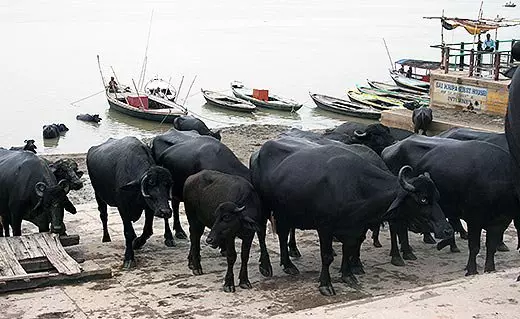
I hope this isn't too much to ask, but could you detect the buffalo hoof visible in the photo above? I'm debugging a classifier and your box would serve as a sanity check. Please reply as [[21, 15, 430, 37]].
[[192, 268, 203, 276], [459, 231, 468, 240], [319, 285, 336, 296], [175, 230, 187, 240], [391, 255, 405, 267], [259, 263, 273, 277], [497, 242, 510, 252], [223, 285, 236, 293], [517, 274, 520, 281], [341, 274, 361, 289], [102, 234, 111, 243], [351, 265, 365, 275], [465, 268, 478, 276], [164, 238, 176, 247], [402, 251, 417, 261], [436, 239, 451, 251], [239, 280, 252, 289], [423, 233, 436, 244], [283, 265, 300, 276], [484, 264, 496, 273], [373, 239, 382, 248], [132, 237, 146, 250], [123, 259, 136, 269], [288, 247, 301, 258], [450, 245, 461, 253]]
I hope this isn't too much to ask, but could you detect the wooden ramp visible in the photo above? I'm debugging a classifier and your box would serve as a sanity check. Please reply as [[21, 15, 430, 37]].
[[0, 233, 111, 293]]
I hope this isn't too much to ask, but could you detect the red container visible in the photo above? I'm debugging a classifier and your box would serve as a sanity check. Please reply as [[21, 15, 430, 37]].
[[253, 89, 269, 102], [127, 96, 149, 109]]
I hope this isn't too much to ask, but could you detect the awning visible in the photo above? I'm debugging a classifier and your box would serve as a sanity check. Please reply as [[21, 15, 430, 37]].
[[395, 59, 441, 70]]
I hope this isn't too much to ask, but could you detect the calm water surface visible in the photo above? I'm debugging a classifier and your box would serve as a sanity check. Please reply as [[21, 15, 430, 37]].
[[0, 0, 516, 153]]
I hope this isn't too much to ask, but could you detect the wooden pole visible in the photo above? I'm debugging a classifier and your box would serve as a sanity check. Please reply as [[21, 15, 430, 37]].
[[444, 47, 450, 73], [132, 79, 146, 109], [459, 42, 465, 71], [494, 53, 501, 81], [175, 76, 184, 102], [138, 10, 154, 90], [469, 49, 475, 76], [383, 38, 394, 71], [182, 75, 197, 108]]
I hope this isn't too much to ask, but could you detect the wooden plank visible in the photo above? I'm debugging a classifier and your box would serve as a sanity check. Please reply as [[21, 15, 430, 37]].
[[59, 234, 80, 247], [34, 234, 81, 275], [6, 237, 32, 261], [20, 235, 45, 259], [0, 271, 59, 283], [0, 238, 27, 277]]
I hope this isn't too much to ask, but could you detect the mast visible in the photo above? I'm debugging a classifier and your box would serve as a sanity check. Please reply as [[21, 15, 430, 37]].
[[138, 10, 154, 90]]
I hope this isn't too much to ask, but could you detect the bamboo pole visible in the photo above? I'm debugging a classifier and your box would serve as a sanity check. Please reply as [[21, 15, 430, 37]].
[[182, 75, 197, 108], [132, 79, 146, 110], [382, 38, 394, 71]]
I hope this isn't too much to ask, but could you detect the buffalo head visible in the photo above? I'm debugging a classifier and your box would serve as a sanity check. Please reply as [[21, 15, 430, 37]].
[[33, 179, 70, 234], [206, 202, 258, 248], [352, 124, 396, 155], [121, 166, 173, 219], [24, 139, 37, 153], [49, 159, 84, 191], [385, 166, 453, 240]]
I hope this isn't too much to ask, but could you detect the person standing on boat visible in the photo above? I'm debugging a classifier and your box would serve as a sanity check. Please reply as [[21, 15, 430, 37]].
[[406, 67, 413, 78], [108, 77, 118, 93], [484, 33, 495, 52], [399, 65, 405, 74]]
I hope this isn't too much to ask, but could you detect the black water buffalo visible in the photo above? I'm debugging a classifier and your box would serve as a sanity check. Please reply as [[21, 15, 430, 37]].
[[87, 136, 173, 268], [251, 139, 453, 295], [0, 149, 70, 236], [10, 139, 37, 153], [412, 107, 433, 135], [438, 127, 508, 150], [151, 129, 272, 277], [323, 122, 413, 154], [43, 123, 69, 139], [76, 114, 102, 123], [184, 170, 264, 292], [173, 115, 221, 141], [384, 137, 519, 274]]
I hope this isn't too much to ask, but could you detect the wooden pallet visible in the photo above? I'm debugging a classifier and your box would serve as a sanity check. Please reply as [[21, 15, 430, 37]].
[[0, 233, 112, 293]]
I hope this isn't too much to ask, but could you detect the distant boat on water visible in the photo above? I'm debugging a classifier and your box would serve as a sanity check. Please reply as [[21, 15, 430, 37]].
[[504, 1, 516, 7]]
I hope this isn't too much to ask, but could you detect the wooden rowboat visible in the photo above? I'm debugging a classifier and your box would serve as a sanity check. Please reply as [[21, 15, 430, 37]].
[[367, 80, 429, 97], [201, 89, 256, 113], [347, 90, 404, 110], [389, 71, 430, 93], [231, 82, 302, 112], [357, 85, 429, 105], [309, 93, 381, 119]]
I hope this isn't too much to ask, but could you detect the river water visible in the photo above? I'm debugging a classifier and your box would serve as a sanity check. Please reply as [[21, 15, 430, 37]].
[[0, 0, 516, 153]]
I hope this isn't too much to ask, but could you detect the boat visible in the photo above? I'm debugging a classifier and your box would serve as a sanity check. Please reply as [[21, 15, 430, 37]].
[[347, 90, 404, 110], [357, 85, 429, 104], [230, 81, 302, 112], [368, 80, 429, 97], [390, 71, 430, 93], [97, 56, 187, 123], [143, 77, 178, 102], [504, 1, 516, 7], [201, 89, 256, 113], [390, 59, 440, 93], [309, 93, 381, 119]]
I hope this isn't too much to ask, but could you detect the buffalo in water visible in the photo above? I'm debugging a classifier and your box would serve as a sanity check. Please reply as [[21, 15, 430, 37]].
[[43, 123, 69, 139], [76, 114, 102, 123], [10, 139, 37, 153]]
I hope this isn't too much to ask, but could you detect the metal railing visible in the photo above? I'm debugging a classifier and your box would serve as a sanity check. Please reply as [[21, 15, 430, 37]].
[[431, 39, 516, 80]]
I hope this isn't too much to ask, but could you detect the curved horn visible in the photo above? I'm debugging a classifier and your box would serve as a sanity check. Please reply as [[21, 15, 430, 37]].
[[423, 172, 431, 179], [35, 182, 47, 198], [398, 166, 416, 193], [234, 205, 245, 213], [354, 130, 367, 138], [140, 175, 152, 198]]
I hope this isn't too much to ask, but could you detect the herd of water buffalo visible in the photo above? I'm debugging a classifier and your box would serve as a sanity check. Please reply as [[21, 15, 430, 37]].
[[3, 79, 520, 295]]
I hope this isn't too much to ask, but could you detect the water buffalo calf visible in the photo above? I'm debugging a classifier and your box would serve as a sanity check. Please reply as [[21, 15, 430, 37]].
[[412, 107, 433, 135], [87, 136, 173, 268], [184, 170, 267, 292]]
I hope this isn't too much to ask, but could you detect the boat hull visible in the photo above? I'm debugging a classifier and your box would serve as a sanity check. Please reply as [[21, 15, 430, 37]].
[[310, 93, 380, 119], [389, 72, 429, 93], [231, 86, 302, 112], [201, 90, 256, 113], [106, 95, 184, 123]]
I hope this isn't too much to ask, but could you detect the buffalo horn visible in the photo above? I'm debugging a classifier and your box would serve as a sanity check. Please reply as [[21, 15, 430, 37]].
[[354, 130, 367, 138], [35, 182, 47, 197], [423, 172, 431, 179], [398, 165, 416, 192], [234, 205, 245, 213], [141, 175, 152, 198]]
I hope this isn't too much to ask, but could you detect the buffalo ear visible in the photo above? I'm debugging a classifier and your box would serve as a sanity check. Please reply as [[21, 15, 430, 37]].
[[48, 163, 57, 174], [121, 179, 140, 192], [241, 215, 260, 232], [383, 192, 406, 220], [58, 179, 70, 195], [35, 182, 47, 198]]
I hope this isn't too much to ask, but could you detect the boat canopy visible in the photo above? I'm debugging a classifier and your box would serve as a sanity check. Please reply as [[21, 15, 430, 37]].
[[395, 59, 441, 70], [425, 16, 520, 35]]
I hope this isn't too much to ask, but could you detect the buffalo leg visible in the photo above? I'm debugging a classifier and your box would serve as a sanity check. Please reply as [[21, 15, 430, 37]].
[[288, 228, 301, 258], [238, 232, 255, 290], [370, 224, 382, 248], [163, 218, 175, 247], [3, 219, 10, 237], [121, 216, 137, 269], [389, 222, 405, 266], [317, 229, 336, 296], [278, 227, 299, 275], [223, 238, 237, 293], [465, 224, 482, 276], [422, 232, 436, 244], [351, 233, 366, 275], [399, 227, 417, 261], [133, 209, 154, 250], [484, 225, 502, 273], [187, 220, 204, 275], [172, 199, 187, 239], [450, 218, 468, 240], [257, 223, 273, 277], [95, 193, 111, 242], [515, 217, 520, 251]]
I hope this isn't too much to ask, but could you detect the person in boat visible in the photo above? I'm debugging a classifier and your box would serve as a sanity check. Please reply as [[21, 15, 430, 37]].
[[108, 77, 118, 93], [406, 66, 413, 78], [399, 65, 405, 74], [484, 33, 495, 52]]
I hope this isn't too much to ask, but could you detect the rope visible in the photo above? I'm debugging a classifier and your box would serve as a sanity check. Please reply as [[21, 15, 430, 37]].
[[70, 90, 105, 106]]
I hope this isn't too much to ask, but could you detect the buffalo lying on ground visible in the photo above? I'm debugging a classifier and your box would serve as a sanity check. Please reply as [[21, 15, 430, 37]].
[[173, 115, 221, 140], [0, 149, 70, 236], [382, 136, 519, 274], [184, 170, 264, 292], [251, 136, 453, 295], [412, 107, 433, 135], [87, 136, 173, 268], [43, 123, 69, 139], [10, 139, 37, 153], [151, 129, 273, 277], [76, 114, 102, 123]]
